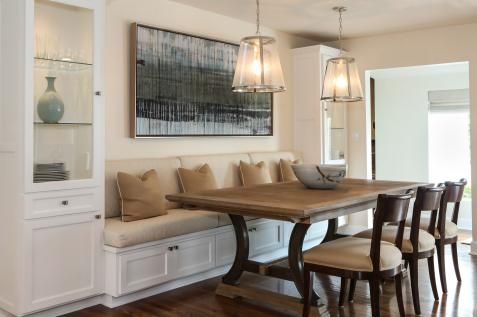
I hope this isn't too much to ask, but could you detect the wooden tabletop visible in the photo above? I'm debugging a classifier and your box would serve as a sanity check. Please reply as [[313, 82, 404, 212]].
[[166, 179, 425, 223]]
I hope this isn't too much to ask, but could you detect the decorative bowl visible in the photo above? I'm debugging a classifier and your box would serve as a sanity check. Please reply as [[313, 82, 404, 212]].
[[291, 164, 346, 189]]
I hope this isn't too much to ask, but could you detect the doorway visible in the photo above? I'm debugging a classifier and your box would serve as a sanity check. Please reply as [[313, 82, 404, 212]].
[[367, 62, 471, 230]]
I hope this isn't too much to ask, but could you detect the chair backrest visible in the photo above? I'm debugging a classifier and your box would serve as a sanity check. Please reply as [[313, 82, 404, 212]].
[[409, 186, 445, 253], [437, 179, 467, 235], [370, 192, 413, 272]]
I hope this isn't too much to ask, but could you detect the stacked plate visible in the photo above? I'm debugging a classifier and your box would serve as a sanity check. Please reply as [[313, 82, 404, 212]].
[[34, 163, 70, 183]]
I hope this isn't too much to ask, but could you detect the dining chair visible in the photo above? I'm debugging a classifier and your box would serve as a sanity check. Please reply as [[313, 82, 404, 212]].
[[351, 186, 444, 314], [302, 192, 413, 317], [429, 179, 466, 293]]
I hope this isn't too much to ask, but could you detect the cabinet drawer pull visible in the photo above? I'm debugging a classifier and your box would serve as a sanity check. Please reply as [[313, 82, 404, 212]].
[[248, 228, 253, 232], [95, 91, 102, 96], [253, 228, 257, 232], [168, 246, 174, 251], [174, 245, 179, 250], [95, 214, 102, 219], [61, 200, 69, 206]]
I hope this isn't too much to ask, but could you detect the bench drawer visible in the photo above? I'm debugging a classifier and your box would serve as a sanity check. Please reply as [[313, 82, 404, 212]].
[[25, 188, 100, 219], [118, 245, 172, 295], [249, 220, 283, 256]]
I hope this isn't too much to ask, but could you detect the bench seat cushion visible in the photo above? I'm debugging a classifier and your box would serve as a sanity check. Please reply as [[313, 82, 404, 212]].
[[104, 209, 219, 248]]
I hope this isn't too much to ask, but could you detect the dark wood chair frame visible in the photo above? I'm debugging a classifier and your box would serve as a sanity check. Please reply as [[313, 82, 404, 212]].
[[346, 186, 444, 314], [434, 179, 467, 293], [302, 192, 413, 317]]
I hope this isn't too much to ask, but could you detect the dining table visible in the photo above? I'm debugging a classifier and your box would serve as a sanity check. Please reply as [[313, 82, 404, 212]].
[[166, 178, 423, 316]]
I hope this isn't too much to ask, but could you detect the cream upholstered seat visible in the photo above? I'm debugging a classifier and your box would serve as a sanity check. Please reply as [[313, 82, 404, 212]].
[[355, 226, 435, 253], [104, 209, 219, 248], [303, 237, 402, 272], [404, 218, 458, 239]]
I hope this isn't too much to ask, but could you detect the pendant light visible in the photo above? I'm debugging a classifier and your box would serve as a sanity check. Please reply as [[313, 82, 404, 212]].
[[321, 7, 363, 102], [232, 0, 286, 93]]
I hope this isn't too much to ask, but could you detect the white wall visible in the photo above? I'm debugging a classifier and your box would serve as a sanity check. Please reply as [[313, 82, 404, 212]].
[[105, 0, 316, 160], [374, 71, 469, 182], [324, 22, 477, 251]]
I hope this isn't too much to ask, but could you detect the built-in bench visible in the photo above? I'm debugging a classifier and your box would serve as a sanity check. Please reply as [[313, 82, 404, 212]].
[[103, 151, 327, 306]]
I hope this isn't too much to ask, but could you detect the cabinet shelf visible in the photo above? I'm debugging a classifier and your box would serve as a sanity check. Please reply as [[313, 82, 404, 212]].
[[34, 57, 92, 72], [34, 122, 92, 126], [34, 57, 92, 66]]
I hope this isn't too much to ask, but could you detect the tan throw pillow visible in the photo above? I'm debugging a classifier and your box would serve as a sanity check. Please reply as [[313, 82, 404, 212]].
[[239, 161, 272, 186], [117, 169, 166, 222], [177, 164, 218, 193], [279, 158, 303, 182]]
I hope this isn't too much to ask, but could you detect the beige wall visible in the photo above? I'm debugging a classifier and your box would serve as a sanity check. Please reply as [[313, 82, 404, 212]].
[[325, 22, 477, 250], [105, 0, 316, 160]]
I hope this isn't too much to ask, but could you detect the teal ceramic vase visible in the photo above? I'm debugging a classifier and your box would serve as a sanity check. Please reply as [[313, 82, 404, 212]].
[[37, 76, 64, 123]]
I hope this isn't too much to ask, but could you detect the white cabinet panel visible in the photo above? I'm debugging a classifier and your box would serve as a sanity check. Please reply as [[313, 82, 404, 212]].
[[216, 230, 236, 266], [171, 236, 215, 278], [284, 221, 326, 247], [25, 188, 100, 219], [24, 212, 103, 312], [250, 220, 283, 256], [119, 245, 171, 295]]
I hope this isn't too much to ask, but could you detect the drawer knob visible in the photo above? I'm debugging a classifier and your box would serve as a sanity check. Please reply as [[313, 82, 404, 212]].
[[168, 246, 174, 251], [95, 214, 102, 219], [95, 91, 102, 96], [61, 200, 69, 206], [174, 245, 179, 250]]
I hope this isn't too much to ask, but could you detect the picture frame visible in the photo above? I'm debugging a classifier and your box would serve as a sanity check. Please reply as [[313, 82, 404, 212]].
[[130, 23, 274, 138]]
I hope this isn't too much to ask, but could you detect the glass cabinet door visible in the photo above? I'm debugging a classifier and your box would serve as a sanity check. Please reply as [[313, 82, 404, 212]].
[[322, 102, 346, 165], [33, 0, 94, 183]]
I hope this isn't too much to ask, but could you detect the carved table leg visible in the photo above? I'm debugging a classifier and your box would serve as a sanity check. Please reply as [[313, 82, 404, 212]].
[[322, 218, 339, 243], [222, 214, 249, 285], [289, 223, 320, 303]]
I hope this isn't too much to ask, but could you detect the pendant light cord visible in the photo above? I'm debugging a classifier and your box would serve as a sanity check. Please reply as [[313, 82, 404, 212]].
[[338, 8, 343, 55], [256, 0, 261, 35]]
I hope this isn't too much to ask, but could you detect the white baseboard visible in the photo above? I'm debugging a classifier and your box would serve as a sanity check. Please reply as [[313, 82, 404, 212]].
[[0, 296, 103, 317], [103, 265, 230, 308], [470, 241, 477, 255]]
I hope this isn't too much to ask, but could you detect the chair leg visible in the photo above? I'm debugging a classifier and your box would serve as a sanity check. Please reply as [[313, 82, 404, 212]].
[[451, 242, 462, 281], [427, 256, 439, 300], [339, 277, 348, 307], [436, 243, 448, 293], [395, 272, 405, 317], [302, 268, 312, 317], [409, 259, 421, 315], [369, 279, 381, 317], [349, 279, 357, 302]]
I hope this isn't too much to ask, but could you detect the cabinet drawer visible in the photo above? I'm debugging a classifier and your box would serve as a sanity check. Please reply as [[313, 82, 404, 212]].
[[249, 220, 283, 256], [25, 188, 100, 219], [119, 245, 172, 295], [216, 230, 236, 266], [171, 235, 216, 279], [284, 222, 327, 246]]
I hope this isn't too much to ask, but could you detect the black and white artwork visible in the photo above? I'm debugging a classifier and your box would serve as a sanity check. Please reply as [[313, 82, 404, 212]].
[[131, 24, 273, 137]]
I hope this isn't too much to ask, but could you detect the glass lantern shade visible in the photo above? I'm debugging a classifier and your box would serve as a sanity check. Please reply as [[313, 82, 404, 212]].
[[232, 35, 286, 93], [321, 56, 363, 102]]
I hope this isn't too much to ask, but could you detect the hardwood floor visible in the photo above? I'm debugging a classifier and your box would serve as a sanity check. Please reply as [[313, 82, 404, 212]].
[[65, 240, 476, 317]]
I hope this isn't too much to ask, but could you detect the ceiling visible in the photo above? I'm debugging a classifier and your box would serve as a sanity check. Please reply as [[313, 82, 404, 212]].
[[170, 0, 477, 41]]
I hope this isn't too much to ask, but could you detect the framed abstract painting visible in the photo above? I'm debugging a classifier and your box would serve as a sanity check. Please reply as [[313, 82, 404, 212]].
[[130, 23, 273, 138]]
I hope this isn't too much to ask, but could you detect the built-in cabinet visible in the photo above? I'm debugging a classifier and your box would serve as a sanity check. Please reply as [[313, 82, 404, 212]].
[[292, 45, 347, 165], [0, 0, 105, 315], [105, 219, 323, 298]]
